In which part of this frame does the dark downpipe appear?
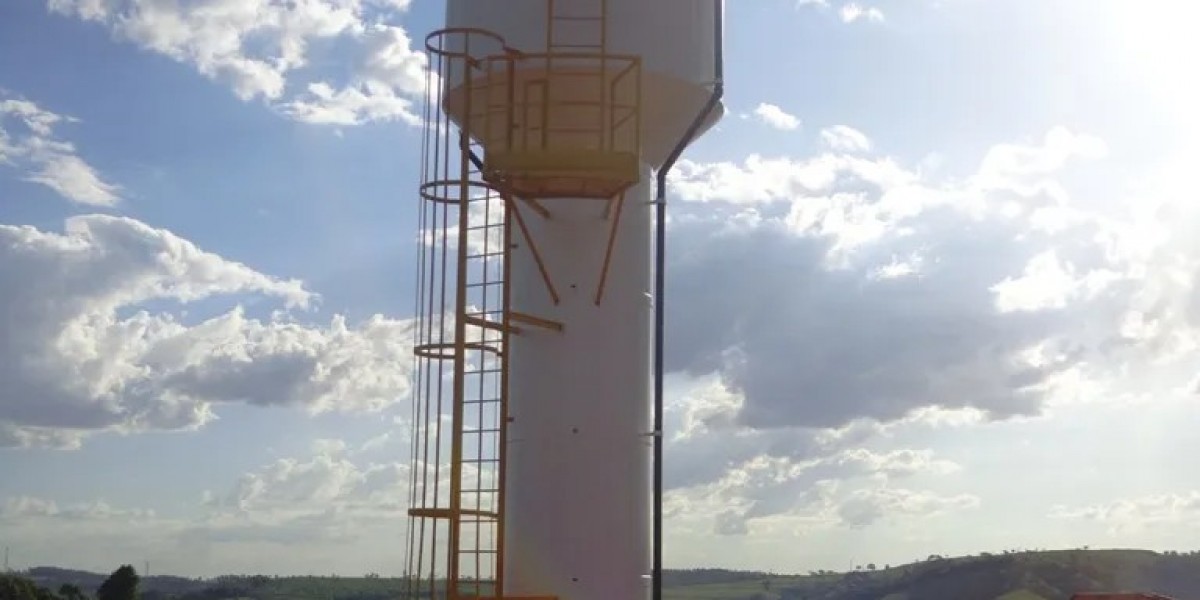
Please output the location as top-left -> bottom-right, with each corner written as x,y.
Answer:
652,2 -> 725,600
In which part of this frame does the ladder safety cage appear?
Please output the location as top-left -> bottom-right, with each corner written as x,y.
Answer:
405,27 -> 513,600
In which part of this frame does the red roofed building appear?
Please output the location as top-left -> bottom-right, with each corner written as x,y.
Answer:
1071,594 -> 1177,600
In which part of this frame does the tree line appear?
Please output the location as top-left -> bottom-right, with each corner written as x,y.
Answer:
2,565 -> 138,600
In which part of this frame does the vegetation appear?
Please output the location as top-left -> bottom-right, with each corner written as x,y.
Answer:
6,549 -> 1200,600
96,566 -> 139,600
664,549 -> 1200,600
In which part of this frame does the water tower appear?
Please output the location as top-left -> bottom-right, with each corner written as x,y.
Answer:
403,2 -> 724,600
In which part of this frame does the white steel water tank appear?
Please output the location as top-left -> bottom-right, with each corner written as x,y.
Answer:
438,2 -> 724,600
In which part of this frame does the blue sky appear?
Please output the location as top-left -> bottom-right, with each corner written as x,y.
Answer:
2,0 -> 1200,579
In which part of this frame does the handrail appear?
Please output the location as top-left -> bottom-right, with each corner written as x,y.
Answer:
425,27 -> 507,59
480,50 -> 640,158
653,4 -> 725,600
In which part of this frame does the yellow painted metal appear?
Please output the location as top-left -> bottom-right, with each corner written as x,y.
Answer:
505,194 -> 561,306
465,314 -> 521,336
509,311 -> 565,332
594,190 -> 626,306
475,49 -> 643,199
519,197 -> 551,219
446,65 -> 474,600
486,149 -> 639,198
409,508 -> 501,520
409,27 -> 513,600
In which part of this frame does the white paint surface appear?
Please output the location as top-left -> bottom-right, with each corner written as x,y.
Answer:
505,167 -> 654,600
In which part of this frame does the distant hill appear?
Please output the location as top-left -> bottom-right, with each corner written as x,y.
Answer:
664,549 -> 1200,600
9,548 -> 1200,600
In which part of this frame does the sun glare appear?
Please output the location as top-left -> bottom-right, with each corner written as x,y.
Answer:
1103,0 -> 1200,118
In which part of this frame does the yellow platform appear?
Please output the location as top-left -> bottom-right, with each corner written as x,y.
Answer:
485,149 -> 639,199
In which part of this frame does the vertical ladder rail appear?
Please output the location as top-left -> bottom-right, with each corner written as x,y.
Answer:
546,0 -> 610,153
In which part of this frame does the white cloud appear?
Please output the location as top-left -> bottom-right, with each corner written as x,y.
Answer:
0,215 -> 417,448
197,442 -> 416,551
0,441 -> 414,575
667,441 -> 975,535
27,154 -> 122,207
1051,492 -> 1200,534
796,0 -> 884,24
973,126 -> 1109,203
664,125 -> 1200,439
2,496 -> 62,518
0,97 -> 120,206
670,153 -> 918,205
990,250 -> 1121,313
283,81 -> 421,126
840,3 -> 885,23
753,103 -> 802,131
821,125 -> 873,153
662,375 -> 976,536
46,0 -> 425,126
838,487 -> 978,529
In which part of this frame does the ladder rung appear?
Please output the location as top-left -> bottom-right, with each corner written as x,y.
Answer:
509,311 -> 564,332
407,508 -> 499,519
464,315 -> 520,335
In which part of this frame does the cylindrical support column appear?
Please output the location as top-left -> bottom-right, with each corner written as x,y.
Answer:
504,165 -> 654,600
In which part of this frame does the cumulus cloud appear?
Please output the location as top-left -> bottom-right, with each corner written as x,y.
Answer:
753,103 -> 802,131
796,0 -> 883,23
660,375 -> 975,535
821,125 -> 873,153
664,125 -> 1199,436
0,215 -> 416,448
2,496 -> 156,521
46,0 -> 425,126
189,440 -> 417,551
840,3 -> 885,23
837,487 -> 978,529
665,428 -> 975,535
1,440 -> 415,574
653,125 -> 1200,537
1050,492 -> 1200,534
0,97 -> 120,206
973,126 -> 1108,207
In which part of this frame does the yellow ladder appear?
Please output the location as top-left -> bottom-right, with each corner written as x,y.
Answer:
446,140 -> 565,600
452,148 -> 509,600
546,0 -> 608,54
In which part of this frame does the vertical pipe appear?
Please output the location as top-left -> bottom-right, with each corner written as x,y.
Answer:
652,3 -> 725,600
496,191 -> 514,600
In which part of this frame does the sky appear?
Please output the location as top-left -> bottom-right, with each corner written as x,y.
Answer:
2,0 -> 1200,580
